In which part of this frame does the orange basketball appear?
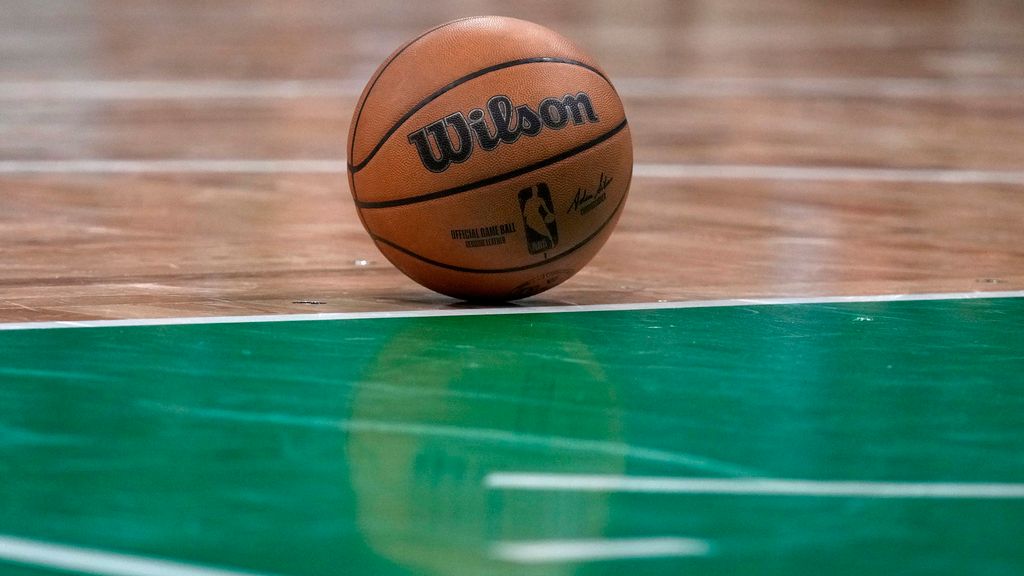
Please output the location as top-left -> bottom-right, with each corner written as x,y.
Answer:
347,16 -> 632,301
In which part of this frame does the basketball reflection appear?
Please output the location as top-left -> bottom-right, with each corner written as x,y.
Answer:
347,314 -> 625,575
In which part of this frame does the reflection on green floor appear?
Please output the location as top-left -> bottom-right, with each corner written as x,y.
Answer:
1,298 -> 1023,576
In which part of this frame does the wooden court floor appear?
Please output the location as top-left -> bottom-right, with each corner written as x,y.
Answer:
1,1 -> 1024,575
2,0 -> 1023,320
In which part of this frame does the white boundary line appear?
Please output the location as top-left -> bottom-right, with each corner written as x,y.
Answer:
485,474 -> 1024,499
633,164 -> 1024,186
0,534 -> 280,576
1,290 -> 1022,332
1,77 -> 1022,100
2,160 -> 1024,185
616,77 -> 1024,99
491,537 -> 711,564
139,403 -> 754,475
0,80 -> 365,100
0,159 -> 348,174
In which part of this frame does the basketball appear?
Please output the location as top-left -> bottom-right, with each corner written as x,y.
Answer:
347,16 -> 633,301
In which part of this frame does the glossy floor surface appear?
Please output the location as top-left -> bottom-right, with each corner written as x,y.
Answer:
3,297 -> 1024,575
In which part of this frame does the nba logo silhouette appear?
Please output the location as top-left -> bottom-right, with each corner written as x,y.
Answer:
518,183 -> 559,254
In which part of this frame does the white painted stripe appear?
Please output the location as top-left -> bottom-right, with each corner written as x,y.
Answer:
616,77 -> 1024,99
492,537 -> 710,564
1,290 -> 1022,331
138,403 -> 754,476
0,534 -> 279,576
0,80 -> 364,100
485,474 -> 1024,499
0,159 -> 347,174
1,77 -> 1021,100
2,160 -> 1022,185
634,163 -> 1024,186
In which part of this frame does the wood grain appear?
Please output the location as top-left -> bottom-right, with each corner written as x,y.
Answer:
1,0 -> 1023,321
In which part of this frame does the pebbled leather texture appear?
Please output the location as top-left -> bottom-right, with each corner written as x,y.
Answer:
347,16 -> 633,301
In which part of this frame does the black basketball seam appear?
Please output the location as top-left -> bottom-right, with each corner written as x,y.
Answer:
355,118 -> 627,209
368,170 -> 629,274
349,16 -> 482,152
348,57 -> 611,174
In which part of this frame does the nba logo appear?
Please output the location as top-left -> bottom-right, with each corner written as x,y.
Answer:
518,183 -> 559,254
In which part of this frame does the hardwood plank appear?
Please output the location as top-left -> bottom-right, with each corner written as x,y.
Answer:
2,1 -> 1023,80
2,173 -> 1021,321
2,92 -> 1022,168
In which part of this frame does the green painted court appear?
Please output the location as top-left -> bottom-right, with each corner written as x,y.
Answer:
2,295 -> 1022,576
